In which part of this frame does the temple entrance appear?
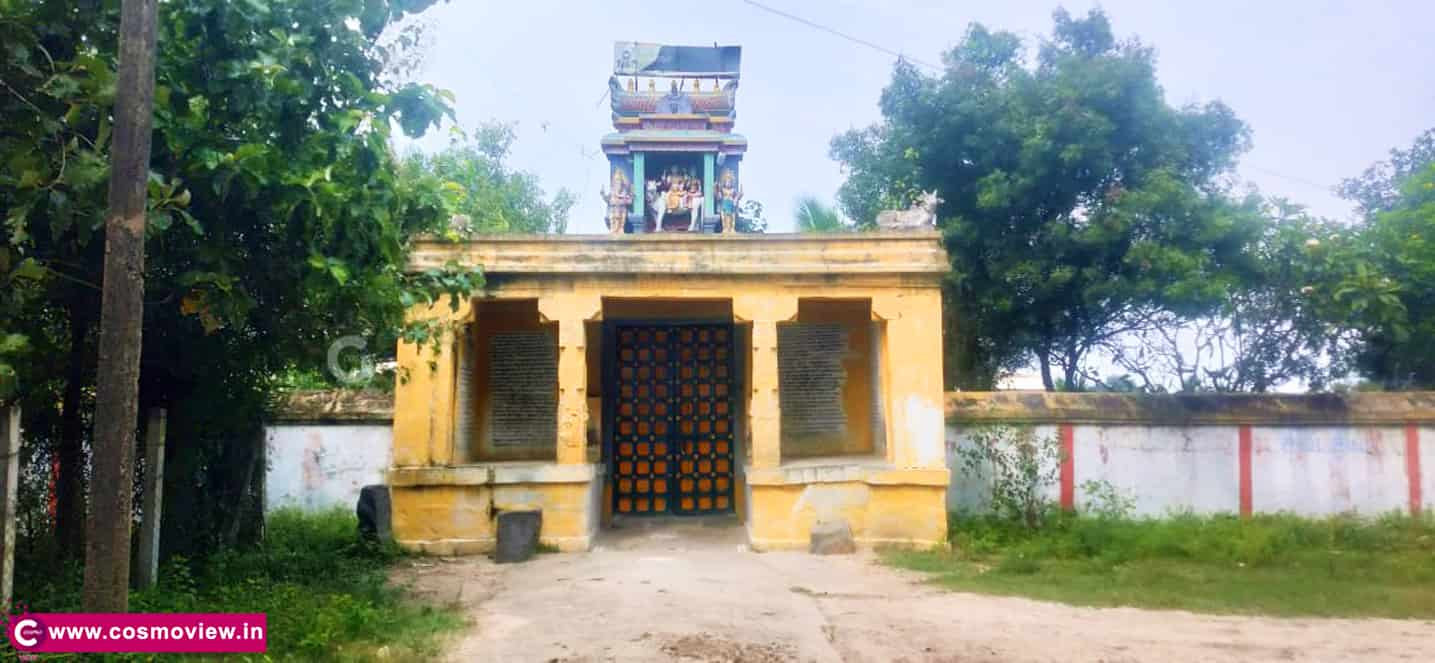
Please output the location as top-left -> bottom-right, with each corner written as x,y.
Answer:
605,322 -> 735,516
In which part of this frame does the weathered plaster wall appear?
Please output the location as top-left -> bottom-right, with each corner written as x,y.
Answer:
947,392 -> 1435,517
265,424 -> 392,513
1078,425 -> 1240,516
387,464 -> 602,553
1424,426 -> 1435,514
744,462 -> 949,549
946,424 -> 1061,513
266,390 -> 395,514
1251,426 -> 1409,516
745,483 -> 947,550
947,424 -> 1240,516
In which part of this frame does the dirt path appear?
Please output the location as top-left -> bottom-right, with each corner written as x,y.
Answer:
398,518 -> 1435,662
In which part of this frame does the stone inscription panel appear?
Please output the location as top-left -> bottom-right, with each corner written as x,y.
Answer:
489,330 -> 557,447
778,323 -> 849,436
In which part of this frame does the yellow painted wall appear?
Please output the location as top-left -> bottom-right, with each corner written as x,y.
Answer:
390,481 -> 598,554
392,296 -> 471,468
745,482 -> 947,551
392,234 -> 951,554
603,297 -> 733,321
390,485 -> 493,554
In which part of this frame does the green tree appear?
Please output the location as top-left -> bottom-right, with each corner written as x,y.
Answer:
1359,164 -> 1435,385
1272,130 -> 1435,390
401,121 -> 575,234
1101,198 -> 1349,392
1338,129 -> 1435,216
0,0 -> 481,560
794,196 -> 850,233
737,199 -> 768,233
831,9 -> 1258,390
1318,155 -> 1435,387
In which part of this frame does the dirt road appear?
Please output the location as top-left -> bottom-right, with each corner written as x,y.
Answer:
399,517 -> 1435,662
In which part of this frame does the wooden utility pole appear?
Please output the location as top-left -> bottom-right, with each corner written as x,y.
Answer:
82,0 -> 158,612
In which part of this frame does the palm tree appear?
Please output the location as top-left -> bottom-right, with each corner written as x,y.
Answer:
794,196 -> 850,233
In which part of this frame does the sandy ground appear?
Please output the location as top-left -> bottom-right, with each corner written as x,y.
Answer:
396,517 -> 1435,662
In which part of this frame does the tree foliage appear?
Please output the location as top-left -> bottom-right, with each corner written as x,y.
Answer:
401,121 -> 575,235
0,0 -> 483,557
1338,129 -> 1435,217
1318,142 -> 1435,387
793,196 -> 849,233
832,9 -> 1260,390
1099,198 -> 1350,392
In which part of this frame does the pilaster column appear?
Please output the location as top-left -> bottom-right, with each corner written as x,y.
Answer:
393,297 -> 471,467
735,295 -> 797,470
540,296 -> 601,465
631,153 -> 645,219
874,291 -> 946,469
703,153 -> 716,218
748,319 -> 781,469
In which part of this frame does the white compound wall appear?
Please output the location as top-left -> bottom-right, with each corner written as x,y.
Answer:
265,424 -> 392,513
946,393 -> 1431,518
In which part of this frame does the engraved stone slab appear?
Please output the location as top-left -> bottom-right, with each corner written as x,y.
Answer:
489,330 -> 557,447
778,323 -> 848,436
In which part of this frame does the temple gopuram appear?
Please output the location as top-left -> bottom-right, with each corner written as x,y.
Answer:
600,42 -> 747,234
387,42 -> 952,554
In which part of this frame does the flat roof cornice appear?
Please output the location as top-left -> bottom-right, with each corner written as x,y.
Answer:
407,232 -> 950,277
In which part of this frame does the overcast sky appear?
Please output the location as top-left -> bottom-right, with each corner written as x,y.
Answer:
398,0 -> 1435,234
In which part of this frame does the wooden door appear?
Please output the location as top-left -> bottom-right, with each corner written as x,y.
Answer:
608,323 -> 735,516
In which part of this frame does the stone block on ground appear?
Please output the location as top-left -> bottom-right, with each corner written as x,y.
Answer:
810,519 -> 856,555
495,510 -> 543,563
357,484 -> 392,542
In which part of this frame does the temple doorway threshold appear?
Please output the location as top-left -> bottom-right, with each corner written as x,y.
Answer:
596,514 -> 745,551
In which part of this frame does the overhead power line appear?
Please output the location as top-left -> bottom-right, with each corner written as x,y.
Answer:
739,0 -> 945,72
740,1 -> 1334,197
1245,165 -> 1334,193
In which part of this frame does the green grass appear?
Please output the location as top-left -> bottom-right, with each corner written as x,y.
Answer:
11,508 -> 465,661
884,511 -> 1435,618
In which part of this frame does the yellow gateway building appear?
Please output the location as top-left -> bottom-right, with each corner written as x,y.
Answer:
386,43 -> 950,553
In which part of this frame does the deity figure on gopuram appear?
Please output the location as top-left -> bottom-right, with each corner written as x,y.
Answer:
716,168 -> 742,234
601,167 -> 634,234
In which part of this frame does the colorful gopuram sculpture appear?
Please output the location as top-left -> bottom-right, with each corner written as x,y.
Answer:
602,42 -> 747,234
601,168 -> 634,234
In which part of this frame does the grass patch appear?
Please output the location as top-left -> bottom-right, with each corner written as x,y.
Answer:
884,511 -> 1435,618
12,508 -> 465,661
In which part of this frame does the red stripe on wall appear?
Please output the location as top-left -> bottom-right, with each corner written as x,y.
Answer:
1407,424 -> 1423,516
1239,425 -> 1253,518
1059,423 -> 1075,511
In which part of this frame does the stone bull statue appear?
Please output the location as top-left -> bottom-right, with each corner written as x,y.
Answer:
876,190 -> 942,230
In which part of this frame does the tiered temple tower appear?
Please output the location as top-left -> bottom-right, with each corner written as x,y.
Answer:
600,42 -> 748,234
